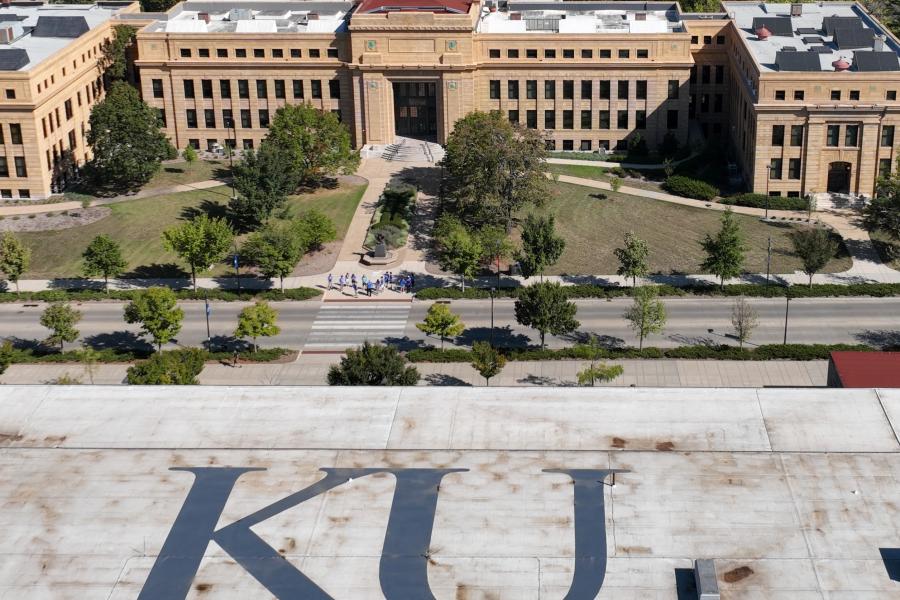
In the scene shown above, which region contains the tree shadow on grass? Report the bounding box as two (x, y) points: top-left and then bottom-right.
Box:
(83, 331), (154, 354)
(180, 199), (229, 221)
(423, 373), (471, 387)
(122, 263), (190, 281)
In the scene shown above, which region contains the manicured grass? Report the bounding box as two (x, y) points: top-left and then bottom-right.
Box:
(520, 181), (852, 276)
(870, 229), (900, 270)
(144, 159), (231, 190)
(21, 182), (366, 279)
(549, 163), (664, 193)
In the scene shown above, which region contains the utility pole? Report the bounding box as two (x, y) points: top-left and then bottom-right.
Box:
(765, 236), (772, 289)
(765, 164), (771, 220)
(204, 294), (212, 349)
(782, 286), (791, 345)
(489, 287), (496, 347)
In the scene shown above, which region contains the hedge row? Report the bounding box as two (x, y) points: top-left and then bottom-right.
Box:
(3, 346), (294, 365)
(664, 175), (720, 201)
(721, 193), (809, 211)
(416, 282), (900, 300)
(406, 343), (873, 363)
(0, 287), (321, 303)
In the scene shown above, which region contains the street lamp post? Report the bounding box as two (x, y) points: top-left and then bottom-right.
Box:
(227, 117), (238, 202)
(782, 286), (791, 345)
(232, 239), (241, 292)
(765, 164), (771, 220)
(489, 287), (496, 346)
(204, 293), (212, 349)
(765, 236), (772, 289)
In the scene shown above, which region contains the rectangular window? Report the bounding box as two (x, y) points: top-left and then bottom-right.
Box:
(508, 49), (519, 58)
(544, 80), (555, 99)
(271, 80), (284, 99)
(599, 110), (610, 129)
(599, 49), (611, 58)
(580, 110), (591, 129)
(636, 80), (647, 100)
(201, 79), (213, 99)
(704, 35), (712, 44)
(691, 35), (698, 44)
(64, 99), (73, 119)
(14, 157), (26, 178)
(794, 90), (804, 100)
(826, 125), (840, 146)
(0, 158), (7, 177)
(581, 49), (592, 59)
(563, 49), (574, 59)
(790, 125), (804, 146)
(637, 49), (648, 59)
(618, 49), (630, 59)
(180, 48), (191, 58)
(526, 109), (537, 129)
(617, 80), (629, 99)
(544, 49), (556, 59)
(220, 80), (231, 98)
(580, 139), (591, 151)
(544, 110), (555, 129)
(887, 90), (897, 101)
(293, 80), (304, 99)
(690, 66), (697, 84)
(243, 139), (254, 150)
(186, 109), (197, 128)
(580, 80), (591, 100)
(18, 189), (29, 199)
(489, 80), (500, 99)
(617, 110), (628, 129)
(217, 49), (228, 58)
(253, 48), (265, 58)
(238, 80), (249, 98)
(562, 140), (574, 151)
(157, 108), (166, 127)
(845, 124), (859, 147)
(259, 109), (270, 128)
(9, 124), (21, 145)
(240, 109), (251, 128)
(880, 158), (893, 178)
(236, 49), (247, 58)
(715, 65), (724, 84)
(667, 109), (678, 130)
(327, 48), (339, 58)
(850, 90), (860, 101)
(152, 79), (164, 98)
(183, 80), (195, 98)
(788, 158), (801, 180)
(717, 35), (725, 45)
(881, 125), (895, 147)
(508, 110), (519, 124)
(769, 158), (783, 180)
(526, 80), (537, 99)
(328, 79), (341, 99)
(256, 80), (267, 99)
(701, 65), (711, 84)
(311, 80), (322, 99)
(291, 49), (301, 58)
(831, 90), (841, 101)
(68, 130), (76, 150)
(714, 94), (723, 112)
(562, 110), (573, 129)
(526, 49), (537, 59)
(599, 80), (610, 99)
(204, 109), (215, 128)
(562, 80), (574, 100)
(772, 125), (784, 146)
(508, 80), (519, 99)
(489, 49), (501, 58)
(636, 110), (646, 129)
(668, 80), (679, 100)
(222, 109), (233, 128)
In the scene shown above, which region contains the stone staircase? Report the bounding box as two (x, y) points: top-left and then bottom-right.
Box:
(380, 137), (445, 163)
(812, 192), (869, 212)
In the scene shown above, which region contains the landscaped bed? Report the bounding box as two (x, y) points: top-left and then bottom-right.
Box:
(364, 185), (416, 250)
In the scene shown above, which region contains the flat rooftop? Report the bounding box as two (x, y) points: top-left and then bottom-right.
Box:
(144, 0), (352, 34)
(0, 2), (128, 71)
(724, 1), (900, 73)
(478, 1), (683, 34)
(3, 385), (900, 598)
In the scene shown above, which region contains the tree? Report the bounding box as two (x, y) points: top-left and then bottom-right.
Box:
(513, 282), (580, 349)
(242, 221), (305, 292)
(731, 295), (758, 350)
(123, 287), (184, 351)
(265, 103), (359, 185)
(293, 209), (337, 252)
(0, 232), (30, 292)
(517, 214), (565, 281)
(471, 341), (506, 386)
(442, 111), (548, 231)
(40, 303), (82, 350)
(182, 144), (198, 164)
(862, 173), (900, 242)
(81, 234), (127, 292)
(478, 225), (514, 289)
(575, 334), (624, 386)
(434, 216), (483, 291)
(791, 227), (839, 286)
(623, 286), (667, 350)
(230, 143), (299, 229)
(700, 210), (746, 288)
(614, 231), (650, 288)
(126, 348), (205, 385)
(139, 0), (180, 12)
(79, 345), (100, 385)
(327, 342), (420, 386)
(234, 301), (280, 352)
(163, 214), (234, 290)
(98, 25), (136, 82)
(0, 340), (14, 375)
(610, 176), (623, 192)
(85, 81), (175, 192)
(416, 303), (465, 350)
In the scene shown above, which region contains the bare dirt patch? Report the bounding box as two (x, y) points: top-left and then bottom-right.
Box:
(0, 207), (110, 233)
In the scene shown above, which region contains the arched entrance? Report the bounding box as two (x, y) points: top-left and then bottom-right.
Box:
(827, 161), (851, 194)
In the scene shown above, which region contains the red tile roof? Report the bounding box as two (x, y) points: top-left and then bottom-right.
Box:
(355, 0), (472, 14)
(829, 351), (900, 388)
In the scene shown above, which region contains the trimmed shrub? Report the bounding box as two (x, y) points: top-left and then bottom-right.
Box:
(664, 175), (719, 201)
(126, 348), (206, 384)
(722, 193), (809, 211)
(0, 287), (321, 303)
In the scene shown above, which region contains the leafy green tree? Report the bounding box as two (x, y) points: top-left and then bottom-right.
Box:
(731, 295), (758, 350)
(182, 144), (198, 164)
(139, 0), (180, 11)
(434, 216), (483, 291)
(234, 301), (280, 352)
(327, 342), (420, 386)
(40, 303), (82, 350)
(700, 210), (746, 288)
(123, 287), (184, 351)
(517, 214), (565, 281)
(623, 286), (666, 350)
(478, 225), (514, 289)
(514, 281), (580, 349)
(575, 333), (623, 386)
(862, 173), (900, 242)
(0, 232), (30, 292)
(293, 209), (337, 251)
(85, 81), (175, 192)
(416, 303), (465, 350)
(265, 103), (360, 185)
(242, 221), (304, 292)
(230, 144), (299, 229)
(82, 234), (127, 292)
(610, 176), (623, 192)
(98, 25), (136, 82)
(791, 227), (839, 286)
(614, 232), (650, 287)
(442, 111), (548, 231)
(163, 214), (234, 290)
(0, 340), (12, 375)
(471, 341), (506, 386)
(126, 348), (205, 385)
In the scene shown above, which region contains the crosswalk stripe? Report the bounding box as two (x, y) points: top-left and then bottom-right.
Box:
(304, 302), (412, 349)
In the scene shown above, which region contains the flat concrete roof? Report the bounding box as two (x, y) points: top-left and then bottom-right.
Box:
(3, 386), (900, 598)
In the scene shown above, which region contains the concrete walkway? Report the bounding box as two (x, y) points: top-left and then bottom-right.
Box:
(0, 357), (828, 387)
(547, 154), (697, 170)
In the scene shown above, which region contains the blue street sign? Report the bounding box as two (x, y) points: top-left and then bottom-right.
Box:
(233, 254), (239, 269)
(205, 301), (211, 317)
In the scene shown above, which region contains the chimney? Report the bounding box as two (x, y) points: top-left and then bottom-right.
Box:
(755, 25), (771, 40)
(832, 57), (850, 71)
(790, 3), (802, 17)
(0, 26), (12, 44)
(198, 12), (210, 23)
(509, 11), (521, 20)
(874, 35), (886, 51)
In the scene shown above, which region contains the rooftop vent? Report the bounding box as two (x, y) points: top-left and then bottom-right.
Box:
(31, 16), (89, 38)
(0, 46), (27, 70)
(831, 57), (851, 71)
(197, 11), (209, 23)
(755, 25), (770, 40)
(775, 50), (822, 71)
(790, 3), (803, 16)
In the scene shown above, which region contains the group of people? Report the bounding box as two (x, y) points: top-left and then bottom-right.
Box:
(326, 271), (416, 297)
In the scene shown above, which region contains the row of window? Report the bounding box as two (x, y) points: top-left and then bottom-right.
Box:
(36, 39), (106, 95)
(154, 78), (339, 101)
(488, 79), (681, 101)
(40, 79), (102, 140)
(771, 124), (895, 148)
(0, 189), (30, 199)
(690, 34), (727, 46)
(690, 64), (726, 85)
(488, 48), (650, 60)
(0, 156), (28, 178)
(775, 89), (897, 102)
(177, 107), (342, 129)
(179, 47), (338, 59)
(767, 157), (803, 180)
(0, 124), (23, 145)
(690, 93), (725, 115)
(504, 108), (679, 130)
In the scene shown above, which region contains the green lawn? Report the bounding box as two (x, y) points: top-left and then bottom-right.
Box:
(549, 163), (664, 193)
(144, 159), (231, 190)
(521, 181), (852, 276)
(22, 182), (366, 279)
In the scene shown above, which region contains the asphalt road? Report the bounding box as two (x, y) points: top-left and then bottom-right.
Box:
(0, 296), (898, 351)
